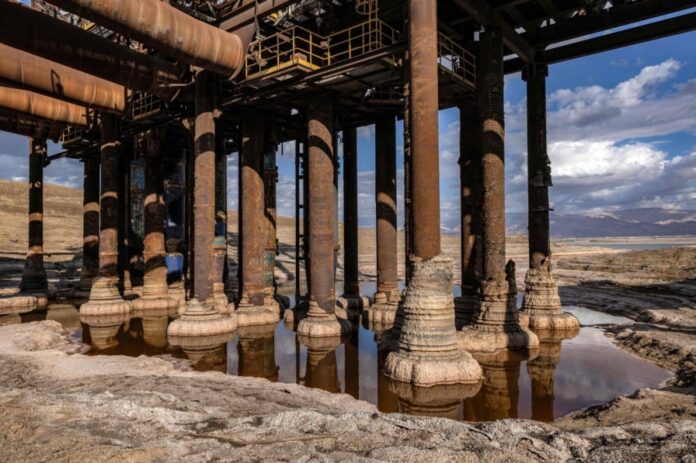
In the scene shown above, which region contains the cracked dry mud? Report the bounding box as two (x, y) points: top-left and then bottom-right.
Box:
(1, 321), (695, 463)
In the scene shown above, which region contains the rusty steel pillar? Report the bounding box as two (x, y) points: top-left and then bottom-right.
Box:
(212, 123), (232, 315)
(80, 114), (131, 350)
(20, 137), (48, 293)
(455, 94), (482, 327)
(117, 140), (133, 295)
(78, 155), (100, 292)
(458, 28), (538, 353)
(342, 126), (359, 296)
(382, 0), (482, 387)
(167, 72), (237, 355)
(369, 115), (400, 324)
(132, 128), (178, 314)
(236, 115), (278, 327)
(263, 125), (277, 299)
(297, 97), (348, 339)
(520, 59), (579, 331)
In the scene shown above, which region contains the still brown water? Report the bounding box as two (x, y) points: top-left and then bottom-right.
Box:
(26, 290), (670, 423)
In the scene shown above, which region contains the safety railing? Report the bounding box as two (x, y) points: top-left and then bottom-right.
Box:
(245, 17), (399, 81)
(245, 26), (328, 80)
(438, 32), (476, 87)
(327, 17), (399, 63)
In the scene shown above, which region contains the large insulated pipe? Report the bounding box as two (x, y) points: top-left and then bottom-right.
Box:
(46, 0), (246, 78)
(0, 44), (126, 113)
(0, 86), (89, 127)
(0, 2), (183, 99)
(0, 110), (62, 140)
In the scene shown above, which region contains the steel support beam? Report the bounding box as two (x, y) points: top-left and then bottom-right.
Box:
(452, 0), (533, 62)
(192, 71), (217, 305)
(342, 125), (360, 296)
(0, 2), (184, 99)
(240, 116), (266, 306)
(375, 115), (398, 299)
(20, 137), (48, 292)
(79, 155), (100, 291)
(506, 12), (696, 73)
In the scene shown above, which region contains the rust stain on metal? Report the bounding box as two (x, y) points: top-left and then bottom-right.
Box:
(193, 72), (217, 304)
(0, 43), (126, 113)
(307, 97), (336, 313)
(408, 0), (440, 261)
(342, 126), (360, 295)
(525, 61), (552, 270)
(47, 0), (246, 77)
(0, 2), (183, 99)
(80, 155), (100, 288)
(459, 94), (481, 291)
(479, 27), (507, 282)
(241, 115), (266, 306)
(375, 115), (398, 296)
(0, 86), (89, 127)
(98, 114), (120, 279)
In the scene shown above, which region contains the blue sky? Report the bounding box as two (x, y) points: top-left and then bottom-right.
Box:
(1, 28), (695, 233)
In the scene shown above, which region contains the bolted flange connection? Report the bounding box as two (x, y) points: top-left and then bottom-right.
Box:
(383, 255), (482, 387)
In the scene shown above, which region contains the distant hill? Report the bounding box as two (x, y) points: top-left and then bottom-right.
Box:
(507, 208), (696, 238)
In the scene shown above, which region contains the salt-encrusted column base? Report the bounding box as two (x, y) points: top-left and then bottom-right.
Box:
(521, 263), (579, 331)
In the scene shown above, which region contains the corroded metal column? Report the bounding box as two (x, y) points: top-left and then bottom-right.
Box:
(80, 114), (131, 350)
(117, 141), (132, 295)
(383, 0), (481, 387)
(167, 72), (237, 358)
(263, 126), (277, 299)
(132, 128), (178, 314)
(212, 124), (232, 314)
(79, 155), (100, 292)
(370, 115), (399, 323)
(236, 115), (278, 327)
(20, 137), (48, 293)
(339, 126), (368, 313)
(297, 97), (348, 339)
(455, 94), (482, 326)
(458, 28), (538, 353)
(521, 59), (578, 331)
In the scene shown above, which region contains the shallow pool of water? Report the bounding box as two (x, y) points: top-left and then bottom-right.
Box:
(28, 297), (671, 423)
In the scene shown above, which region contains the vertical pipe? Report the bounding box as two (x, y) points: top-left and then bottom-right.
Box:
(306, 98), (336, 313)
(459, 94), (481, 294)
(408, 0), (440, 260)
(20, 137), (47, 292)
(141, 130), (168, 298)
(240, 115), (266, 306)
(375, 115), (398, 299)
(79, 155), (100, 291)
(98, 114), (120, 282)
(263, 125), (277, 296)
(342, 126), (360, 295)
(479, 28), (506, 282)
(214, 123), (228, 295)
(117, 141), (132, 293)
(193, 71), (217, 305)
(526, 62), (551, 270)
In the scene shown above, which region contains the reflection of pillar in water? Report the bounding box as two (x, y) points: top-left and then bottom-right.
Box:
(388, 381), (480, 420)
(191, 344), (228, 373)
(528, 328), (578, 422)
(344, 325), (359, 399)
(371, 326), (399, 413)
(237, 324), (278, 381)
(303, 337), (341, 394)
(142, 316), (169, 351)
(463, 351), (526, 421)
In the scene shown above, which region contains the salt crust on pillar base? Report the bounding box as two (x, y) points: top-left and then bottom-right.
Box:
(0, 294), (41, 315)
(235, 300), (279, 328)
(363, 301), (398, 325)
(458, 280), (539, 353)
(337, 293), (370, 314)
(167, 298), (237, 354)
(454, 291), (477, 328)
(383, 255), (483, 387)
(297, 300), (351, 338)
(521, 265), (579, 331)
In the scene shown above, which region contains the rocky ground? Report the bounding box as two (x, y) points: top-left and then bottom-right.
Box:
(0, 321), (694, 462)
